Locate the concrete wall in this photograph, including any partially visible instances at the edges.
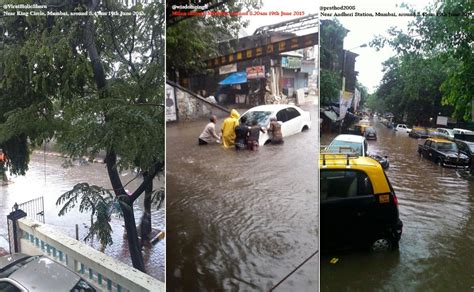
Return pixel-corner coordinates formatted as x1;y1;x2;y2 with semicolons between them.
17;218;164;292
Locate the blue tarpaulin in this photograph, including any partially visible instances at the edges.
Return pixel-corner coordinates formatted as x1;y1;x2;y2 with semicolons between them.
219;72;247;85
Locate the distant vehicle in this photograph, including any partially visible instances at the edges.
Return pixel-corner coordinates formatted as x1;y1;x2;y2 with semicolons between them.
395;124;411;133
364;127;377;140
453;128;474;135
409;127;430;139
320;154;402;252
417;137;470;167
455;139;474;171
436;128;455;139
326;134;368;156
325;134;388;169
0;253;96;291
239;104;311;146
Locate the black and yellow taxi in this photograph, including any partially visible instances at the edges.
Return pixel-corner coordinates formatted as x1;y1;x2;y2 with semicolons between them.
320;153;402;252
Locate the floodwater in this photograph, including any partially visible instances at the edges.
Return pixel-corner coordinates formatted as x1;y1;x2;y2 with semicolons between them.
166;105;318;291
321;118;474;291
0;154;164;281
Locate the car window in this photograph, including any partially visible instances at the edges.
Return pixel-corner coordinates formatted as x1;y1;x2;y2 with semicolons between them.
276;110;288;123
71;279;96;292
285;108;301;121
241;111;272;127
0;281;22;292
425;140;432;147
327;141;363;156
438;142;457;151
457;142;467;152
320;170;374;201
469;144;474;153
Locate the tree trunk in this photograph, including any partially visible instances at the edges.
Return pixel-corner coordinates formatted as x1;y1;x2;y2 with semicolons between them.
106;152;145;272
139;172;153;246
83;12;146;271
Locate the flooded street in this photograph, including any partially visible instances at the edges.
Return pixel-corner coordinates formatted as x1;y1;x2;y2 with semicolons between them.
0;154;164;281
321;119;474;290
166;105;318;291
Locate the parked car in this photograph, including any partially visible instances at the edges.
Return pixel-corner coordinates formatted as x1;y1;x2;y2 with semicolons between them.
325;134;388;169
394;124;411;133
239;104;311;145
418;137;470;167
436;128;455;139
326;134;368;156
364;127;377;140
455;139;474;171
453;128;473;135
0;253;96;291
409;127;430;139
320;154;403;252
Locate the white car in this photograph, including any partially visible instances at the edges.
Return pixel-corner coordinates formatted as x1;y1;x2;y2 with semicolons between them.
436;128;455;139
453;128;473;135
239;104;311;145
395;124;411;133
325;134;368;156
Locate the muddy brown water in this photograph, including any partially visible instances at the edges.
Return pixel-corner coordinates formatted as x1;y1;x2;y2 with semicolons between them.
0;154;164;281
321;118;474;291
166;105;318;291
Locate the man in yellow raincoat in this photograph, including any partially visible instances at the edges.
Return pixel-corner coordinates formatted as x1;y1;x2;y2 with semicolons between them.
220;109;240;148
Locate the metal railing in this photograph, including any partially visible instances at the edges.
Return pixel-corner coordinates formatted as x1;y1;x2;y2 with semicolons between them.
16;197;45;223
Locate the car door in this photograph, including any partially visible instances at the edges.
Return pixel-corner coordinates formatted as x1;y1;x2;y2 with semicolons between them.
282;107;302;136
321;169;376;250
276;109;289;137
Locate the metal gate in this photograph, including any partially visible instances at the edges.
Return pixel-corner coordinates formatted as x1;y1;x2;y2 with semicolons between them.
16;197;45;223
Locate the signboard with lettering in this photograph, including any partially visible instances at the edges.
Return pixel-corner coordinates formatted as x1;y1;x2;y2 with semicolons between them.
246;66;265;79
219;64;237;75
205;32;318;69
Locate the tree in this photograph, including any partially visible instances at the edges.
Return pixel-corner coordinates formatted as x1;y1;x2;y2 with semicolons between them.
166;0;262;79
320;69;341;105
0;0;165;273
319;19;348;106
371;1;473;121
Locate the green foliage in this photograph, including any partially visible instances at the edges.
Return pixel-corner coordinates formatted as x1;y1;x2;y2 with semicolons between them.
320;69;341;105
371;0;473;121
166;0;262;77
320;19;348;71
371;54;452;125
56;183;120;248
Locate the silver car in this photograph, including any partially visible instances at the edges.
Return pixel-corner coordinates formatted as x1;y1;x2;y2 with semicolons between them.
0;253;95;291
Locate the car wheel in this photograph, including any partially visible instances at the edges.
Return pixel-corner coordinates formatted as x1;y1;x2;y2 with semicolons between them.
371;238;392;252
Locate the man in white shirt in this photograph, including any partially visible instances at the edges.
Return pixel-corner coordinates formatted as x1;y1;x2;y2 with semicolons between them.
198;115;220;145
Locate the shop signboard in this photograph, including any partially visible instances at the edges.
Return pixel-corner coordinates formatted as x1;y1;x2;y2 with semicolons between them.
246;66;265;79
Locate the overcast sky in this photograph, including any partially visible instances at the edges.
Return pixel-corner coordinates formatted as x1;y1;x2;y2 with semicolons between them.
238;0;435;93
320;0;435;93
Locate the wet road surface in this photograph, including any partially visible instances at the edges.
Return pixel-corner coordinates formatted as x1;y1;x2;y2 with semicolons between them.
321;119;474;291
166;105;318;291
0;153;164;281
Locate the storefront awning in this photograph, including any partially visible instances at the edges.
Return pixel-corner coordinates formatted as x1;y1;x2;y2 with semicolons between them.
219;72;247;85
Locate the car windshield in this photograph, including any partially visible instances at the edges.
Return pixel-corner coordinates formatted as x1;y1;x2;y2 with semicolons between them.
437;142;457;151
366;128;375;133
320;170;373;200
241;111;271;127
327;141;363;156
0;256;36;278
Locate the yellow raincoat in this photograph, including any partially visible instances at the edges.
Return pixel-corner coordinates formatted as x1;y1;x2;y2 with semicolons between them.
221;109;240;148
